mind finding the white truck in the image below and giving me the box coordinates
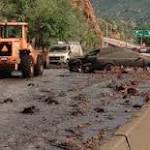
[48,42,83,64]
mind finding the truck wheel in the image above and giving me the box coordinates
[104,63,114,71]
[34,57,44,76]
[20,54,34,78]
[83,63,94,73]
[69,65,74,72]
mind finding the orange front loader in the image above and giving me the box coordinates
[0,22,46,78]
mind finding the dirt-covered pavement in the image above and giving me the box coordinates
[0,69,150,150]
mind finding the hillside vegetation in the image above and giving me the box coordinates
[0,0,100,49]
[93,0,150,23]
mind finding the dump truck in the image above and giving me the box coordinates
[0,22,47,78]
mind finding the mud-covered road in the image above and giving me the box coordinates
[0,69,150,150]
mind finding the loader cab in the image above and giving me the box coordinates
[0,22,29,49]
[0,22,28,39]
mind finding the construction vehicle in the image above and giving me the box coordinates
[0,22,46,78]
[48,41,83,64]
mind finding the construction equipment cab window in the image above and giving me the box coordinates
[0,25,22,38]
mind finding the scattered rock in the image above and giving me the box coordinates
[40,89,51,93]
[73,94,88,102]
[21,105,39,114]
[70,94,89,116]
[94,107,105,113]
[115,84,126,92]
[121,69,128,74]
[133,104,143,109]
[122,94,128,99]
[53,138,81,150]
[123,100,130,105]
[116,71,122,79]
[106,115,114,120]
[65,128,82,138]
[144,93,150,103]
[127,87,138,96]
[124,109,131,113]
[106,82,115,88]
[1,98,13,104]
[77,123,90,129]
[71,109,84,116]
[44,97,59,105]
[27,83,35,87]
[58,91,66,97]
[130,80,138,86]
[58,74,65,77]
[82,131,104,150]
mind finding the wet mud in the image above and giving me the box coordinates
[0,69,150,150]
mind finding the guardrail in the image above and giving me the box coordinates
[103,37,141,49]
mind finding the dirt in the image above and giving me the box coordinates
[0,69,150,150]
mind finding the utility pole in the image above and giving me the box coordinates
[106,23,109,37]
[125,26,127,48]
[140,30,143,47]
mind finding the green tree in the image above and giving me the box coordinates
[0,0,100,49]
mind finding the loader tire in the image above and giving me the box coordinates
[20,53,34,78]
[34,56,44,76]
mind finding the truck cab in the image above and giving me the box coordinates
[48,42,83,64]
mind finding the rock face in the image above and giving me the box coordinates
[71,0,102,41]
[92,0,150,23]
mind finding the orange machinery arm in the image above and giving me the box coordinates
[71,0,103,45]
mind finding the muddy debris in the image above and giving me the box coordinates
[40,89,52,93]
[126,87,138,96]
[71,108,85,116]
[44,96,59,105]
[77,123,91,129]
[0,98,13,104]
[130,80,139,86]
[124,109,131,113]
[73,94,88,102]
[51,138,81,150]
[115,84,126,92]
[70,94,89,116]
[108,80,139,97]
[65,128,83,139]
[21,105,39,114]
[107,80,126,92]
[106,114,114,120]
[144,93,150,103]
[27,83,35,87]
[82,131,104,150]
[58,74,70,78]
[123,100,130,105]
[132,104,143,110]
[121,69,128,74]
[122,94,128,99]
[94,107,105,113]
[106,80,116,89]
[58,91,67,97]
